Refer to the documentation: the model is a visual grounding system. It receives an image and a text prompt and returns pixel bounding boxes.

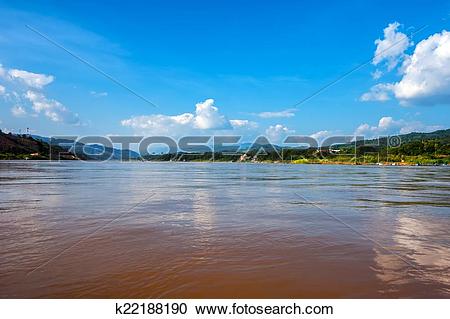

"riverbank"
[1,156,449,166]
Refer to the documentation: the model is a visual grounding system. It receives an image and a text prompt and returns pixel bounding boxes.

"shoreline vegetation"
[1,129,449,166]
[144,154,449,166]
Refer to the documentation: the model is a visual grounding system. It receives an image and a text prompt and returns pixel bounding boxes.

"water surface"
[0,161,449,298]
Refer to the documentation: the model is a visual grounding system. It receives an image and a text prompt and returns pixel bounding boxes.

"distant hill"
[30,135,141,160]
[391,129,450,144]
[0,132,140,160]
[2,128,449,163]
[237,129,450,150]
[348,128,450,147]
[142,128,450,165]
[0,131,77,160]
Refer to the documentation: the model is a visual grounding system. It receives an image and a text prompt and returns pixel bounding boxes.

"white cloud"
[393,30,450,105]
[0,84,5,95]
[265,124,294,143]
[256,108,296,118]
[354,116,442,138]
[227,120,260,142]
[0,63,79,124]
[229,119,258,129]
[310,130,333,142]
[193,98,230,129]
[364,28,450,106]
[11,105,27,117]
[360,83,393,102]
[122,99,240,137]
[373,22,412,71]
[90,91,108,97]
[121,113,194,136]
[0,64,6,78]
[8,69,54,88]
[371,69,383,80]
[24,90,79,124]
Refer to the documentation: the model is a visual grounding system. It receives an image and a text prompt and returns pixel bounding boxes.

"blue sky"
[0,0,450,142]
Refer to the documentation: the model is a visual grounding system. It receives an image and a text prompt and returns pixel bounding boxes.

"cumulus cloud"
[7,69,54,89]
[373,22,412,71]
[256,108,296,118]
[24,90,79,124]
[0,63,79,124]
[229,119,258,129]
[228,120,259,140]
[193,98,231,129]
[360,83,393,102]
[121,113,194,136]
[363,27,450,106]
[393,30,450,105]
[11,105,27,117]
[354,116,442,138]
[121,99,251,137]
[310,130,333,142]
[265,124,294,143]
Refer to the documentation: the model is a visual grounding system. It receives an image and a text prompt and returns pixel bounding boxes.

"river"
[0,161,449,297]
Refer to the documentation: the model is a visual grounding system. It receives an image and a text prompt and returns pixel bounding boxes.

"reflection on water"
[192,189,216,231]
[0,161,449,298]
[374,216,450,296]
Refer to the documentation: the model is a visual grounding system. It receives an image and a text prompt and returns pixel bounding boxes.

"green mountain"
[349,128,450,147]
[392,129,450,144]
[0,131,139,160]
[1,128,449,164]
[0,130,76,160]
